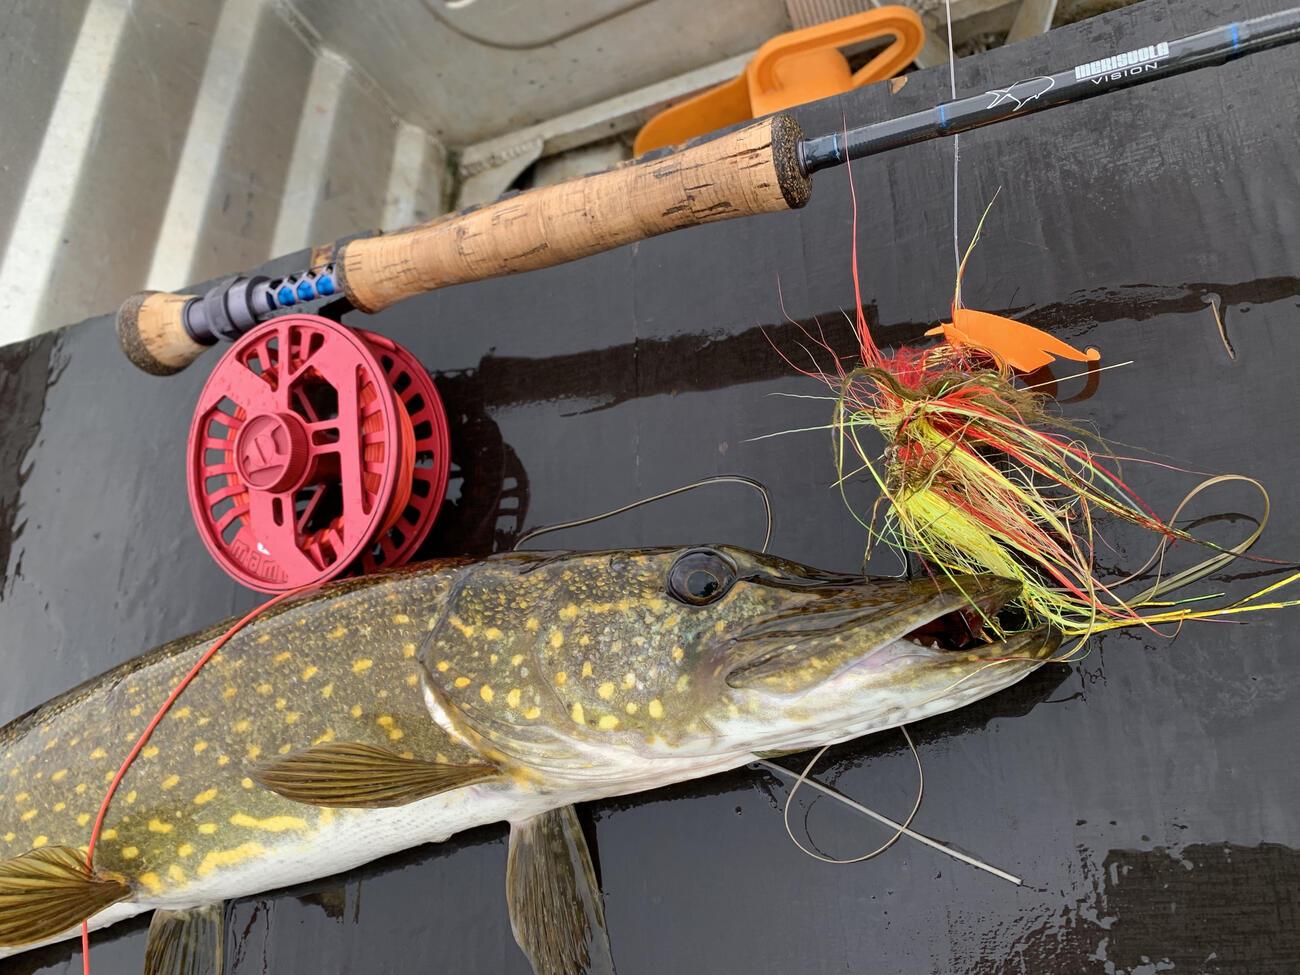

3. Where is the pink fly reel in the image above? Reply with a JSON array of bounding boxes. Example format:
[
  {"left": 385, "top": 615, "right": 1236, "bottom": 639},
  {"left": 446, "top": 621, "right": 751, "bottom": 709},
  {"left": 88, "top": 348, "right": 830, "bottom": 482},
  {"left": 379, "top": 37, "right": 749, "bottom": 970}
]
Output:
[{"left": 187, "top": 314, "right": 451, "bottom": 592}]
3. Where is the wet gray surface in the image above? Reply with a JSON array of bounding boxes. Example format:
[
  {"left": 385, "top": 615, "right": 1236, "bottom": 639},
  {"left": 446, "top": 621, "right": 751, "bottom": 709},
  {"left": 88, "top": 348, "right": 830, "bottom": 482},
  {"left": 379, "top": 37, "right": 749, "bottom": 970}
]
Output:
[{"left": 1, "top": 0, "right": 1298, "bottom": 971}]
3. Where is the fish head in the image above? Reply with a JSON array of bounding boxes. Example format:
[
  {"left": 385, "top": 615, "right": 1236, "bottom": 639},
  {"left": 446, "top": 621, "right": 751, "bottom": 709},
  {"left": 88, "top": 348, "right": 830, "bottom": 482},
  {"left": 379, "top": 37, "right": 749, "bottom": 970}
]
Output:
[{"left": 421, "top": 547, "right": 1059, "bottom": 784}]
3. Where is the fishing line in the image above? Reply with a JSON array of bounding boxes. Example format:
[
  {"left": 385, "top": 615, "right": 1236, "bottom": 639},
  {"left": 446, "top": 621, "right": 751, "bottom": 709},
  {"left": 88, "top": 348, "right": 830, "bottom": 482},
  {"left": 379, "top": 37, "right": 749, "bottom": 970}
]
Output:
[
  {"left": 513, "top": 475, "right": 774, "bottom": 553},
  {"left": 945, "top": 0, "right": 962, "bottom": 282},
  {"left": 778, "top": 732, "right": 922, "bottom": 866},
  {"left": 756, "top": 756, "right": 1021, "bottom": 884},
  {"left": 80, "top": 585, "right": 316, "bottom": 975}
]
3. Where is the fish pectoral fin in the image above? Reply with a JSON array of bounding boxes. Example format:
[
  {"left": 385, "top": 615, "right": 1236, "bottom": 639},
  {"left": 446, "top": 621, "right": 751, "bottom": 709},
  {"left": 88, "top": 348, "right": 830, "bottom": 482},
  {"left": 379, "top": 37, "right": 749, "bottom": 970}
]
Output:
[
  {"left": 144, "top": 903, "right": 224, "bottom": 975},
  {"left": 250, "top": 741, "right": 501, "bottom": 808},
  {"left": 507, "top": 805, "right": 616, "bottom": 975},
  {"left": 0, "top": 845, "right": 131, "bottom": 948}
]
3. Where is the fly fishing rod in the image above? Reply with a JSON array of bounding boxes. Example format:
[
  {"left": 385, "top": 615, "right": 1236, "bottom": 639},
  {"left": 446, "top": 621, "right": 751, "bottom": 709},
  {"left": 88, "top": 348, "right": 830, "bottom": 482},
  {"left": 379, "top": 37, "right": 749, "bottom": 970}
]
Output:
[{"left": 119, "top": 6, "right": 1300, "bottom": 375}]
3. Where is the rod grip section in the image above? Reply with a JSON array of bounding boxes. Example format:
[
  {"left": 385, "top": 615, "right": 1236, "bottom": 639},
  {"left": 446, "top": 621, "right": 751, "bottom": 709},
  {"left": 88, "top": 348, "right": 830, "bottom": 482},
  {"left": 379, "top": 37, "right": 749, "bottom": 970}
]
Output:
[
  {"left": 337, "top": 114, "right": 811, "bottom": 313},
  {"left": 117, "top": 291, "right": 205, "bottom": 375}
]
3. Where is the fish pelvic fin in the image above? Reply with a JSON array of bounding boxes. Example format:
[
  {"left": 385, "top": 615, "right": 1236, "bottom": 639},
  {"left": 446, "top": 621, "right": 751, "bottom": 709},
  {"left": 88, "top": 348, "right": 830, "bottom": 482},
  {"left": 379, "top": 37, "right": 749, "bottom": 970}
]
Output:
[
  {"left": 250, "top": 741, "right": 502, "bottom": 808},
  {"left": 0, "top": 845, "right": 131, "bottom": 947},
  {"left": 145, "top": 903, "right": 224, "bottom": 975},
  {"left": 507, "top": 805, "right": 616, "bottom": 975}
]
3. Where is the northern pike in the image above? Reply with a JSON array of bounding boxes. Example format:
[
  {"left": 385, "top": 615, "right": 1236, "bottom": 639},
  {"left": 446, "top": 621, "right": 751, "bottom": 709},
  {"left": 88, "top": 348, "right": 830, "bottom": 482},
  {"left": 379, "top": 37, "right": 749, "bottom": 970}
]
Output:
[{"left": 0, "top": 547, "right": 1058, "bottom": 973}]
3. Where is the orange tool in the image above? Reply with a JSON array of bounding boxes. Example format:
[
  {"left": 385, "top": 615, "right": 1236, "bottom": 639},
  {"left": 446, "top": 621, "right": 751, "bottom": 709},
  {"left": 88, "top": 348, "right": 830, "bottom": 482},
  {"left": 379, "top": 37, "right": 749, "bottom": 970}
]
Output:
[
  {"left": 927, "top": 308, "right": 1101, "bottom": 373},
  {"left": 634, "top": 7, "right": 925, "bottom": 156}
]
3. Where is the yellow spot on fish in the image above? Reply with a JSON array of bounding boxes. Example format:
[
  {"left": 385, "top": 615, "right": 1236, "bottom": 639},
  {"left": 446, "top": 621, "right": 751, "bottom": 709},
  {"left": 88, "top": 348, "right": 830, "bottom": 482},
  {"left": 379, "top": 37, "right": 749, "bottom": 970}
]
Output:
[
  {"left": 127, "top": 790, "right": 139, "bottom": 804},
  {"left": 510, "top": 654, "right": 525, "bottom": 667},
  {"left": 507, "top": 689, "right": 522, "bottom": 708},
  {"left": 570, "top": 702, "right": 586, "bottom": 725},
  {"left": 241, "top": 778, "right": 254, "bottom": 790},
  {"left": 454, "top": 676, "right": 471, "bottom": 688},
  {"left": 301, "top": 665, "right": 319, "bottom": 680},
  {"left": 15, "top": 792, "right": 29, "bottom": 802},
  {"left": 525, "top": 618, "right": 540, "bottom": 632},
  {"left": 393, "top": 613, "right": 411, "bottom": 624},
  {"left": 233, "top": 719, "right": 251, "bottom": 733},
  {"left": 20, "top": 810, "right": 36, "bottom": 822},
  {"left": 198, "top": 823, "right": 217, "bottom": 835},
  {"left": 582, "top": 662, "right": 594, "bottom": 678},
  {"left": 377, "top": 715, "right": 394, "bottom": 727},
  {"left": 148, "top": 819, "right": 173, "bottom": 834},
  {"left": 174, "top": 707, "right": 192, "bottom": 719},
  {"left": 350, "top": 705, "right": 363, "bottom": 718},
  {"left": 524, "top": 707, "right": 541, "bottom": 720},
  {"left": 273, "top": 651, "right": 292, "bottom": 664},
  {"left": 329, "top": 625, "right": 348, "bottom": 639},
  {"left": 597, "top": 682, "right": 615, "bottom": 700},
  {"left": 353, "top": 659, "right": 373, "bottom": 674},
  {"left": 672, "top": 646, "right": 684, "bottom": 661},
  {"left": 597, "top": 715, "right": 620, "bottom": 730},
  {"left": 31, "top": 835, "right": 47, "bottom": 848},
  {"left": 138, "top": 871, "right": 162, "bottom": 892},
  {"left": 403, "top": 643, "right": 417, "bottom": 659},
  {"left": 162, "top": 775, "right": 180, "bottom": 790},
  {"left": 559, "top": 604, "right": 579, "bottom": 621},
  {"left": 178, "top": 843, "right": 194, "bottom": 858},
  {"left": 549, "top": 631, "right": 565, "bottom": 650},
  {"left": 122, "top": 846, "right": 139, "bottom": 859},
  {"left": 278, "top": 744, "right": 292, "bottom": 754},
  {"left": 168, "top": 864, "right": 187, "bottom": 884},
  {"left": 322, "top": 683, "right": 334, "bottom": 699},
  {"left": 194, "top": 788, "right": 219, "bottom": 805},
  {"left": 436, "top": 660, "right": 450, "bottom": 672},
  {"left": 676, "top": 674, "right": 690, "bottom": 692},
  {"left": 313, "top": 728, "right": 335, "bottom": 745},
  {"left": 142, "top": 745, "right": 159, "bottom": 758},
  {"left": 197, "top": 842, "right": 265, "bottom": 878},
  {"left": 284, "top": 711, "right": 300, "bottom": 725},
  {"left": 223, "top": 686, "right": 237, "bottom": 700},
  {"left": 76, "top": 813, "right": 90, "bottom": 827},
  {"left": 388, "top": 729, "right": 404, "bottom": 741},
  {"left": 51, "top": 769, "right": 68, "bottom": 783},
  {"left": 194, "top": 741, "right": 208, "bottom": 754},
  {"left": 485, "top": 628, "right": 504, "bottom": 640},
  {"left": 129, "top": 704, "right": 142, "bottom": 717},
  {"left": 625, "top": 702, "right": 639, "bottom": 715},
  {"left": 257, "top": 634, "right": 271, "bottom": 644},
  {"left": 75, "top": 783, "right": 87, "bottom": 795},
  {"left": 275, "top": 698, "right": 287, "bottom": 710},
  {"left": 53, "top": 802, "right": 65, "bottom": 812},
  {"left": 405, "top": 674, "right": 419, "bottom": 687},
  {"left": 218, "top": 755, "right": 230, "bottom": 766},
  {"left": 101, "top": 829, "right": 117, "bottom": 841},
  {"left": 246, "top": 746, "right": 261, "bottom": 761},
  {"left": 579, "top": 635, "right": 592, "bottom": 647},
  {"left": 648, "top": 699, "right": 664, "bottom": 719},
  {"left": 449, "top": 616, "right": 476, "bottom": 638},
  {"left": 554, "top": 671, "right": 567, "bottom": 686},
  {"left": 230, "top": 812, "right": 307, "bottom": 832},
  {"left": 480, "top": 685, "right": 495, "bottom": 703},
  {"left": 622, "top": 673, "right": 637, "bottom": 689}
]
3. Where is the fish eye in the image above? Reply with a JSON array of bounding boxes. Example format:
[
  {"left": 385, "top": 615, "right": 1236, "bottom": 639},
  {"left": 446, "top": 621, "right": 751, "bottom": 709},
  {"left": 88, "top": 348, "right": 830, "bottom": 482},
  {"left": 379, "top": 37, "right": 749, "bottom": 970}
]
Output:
[{"left": 667, "top": 549, "right": 737, "bottom": 606}]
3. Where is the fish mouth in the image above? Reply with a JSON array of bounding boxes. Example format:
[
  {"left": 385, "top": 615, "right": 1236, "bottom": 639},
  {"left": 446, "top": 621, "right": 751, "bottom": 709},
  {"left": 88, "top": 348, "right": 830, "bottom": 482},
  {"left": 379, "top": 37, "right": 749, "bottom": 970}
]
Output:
[{"left": 725, "top": 573, "right": 1060, "bottom": 690}]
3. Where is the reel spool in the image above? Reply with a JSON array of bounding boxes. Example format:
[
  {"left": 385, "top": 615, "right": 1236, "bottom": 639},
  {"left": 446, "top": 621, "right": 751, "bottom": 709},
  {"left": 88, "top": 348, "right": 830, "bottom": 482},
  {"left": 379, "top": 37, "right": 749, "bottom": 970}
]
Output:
[{"left": 187, "top": 314, "right": 451, "bottom": 592}]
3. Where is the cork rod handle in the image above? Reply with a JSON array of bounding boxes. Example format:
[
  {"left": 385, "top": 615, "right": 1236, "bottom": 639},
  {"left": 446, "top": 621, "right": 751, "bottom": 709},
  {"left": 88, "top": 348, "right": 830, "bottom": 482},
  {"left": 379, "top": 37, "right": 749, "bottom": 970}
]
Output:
[
  {"left": 117, "top": 115, "right": 811, "bottom": 374},
  {"left": 336, "top": 115, "right": 811, "bottom": 312}
]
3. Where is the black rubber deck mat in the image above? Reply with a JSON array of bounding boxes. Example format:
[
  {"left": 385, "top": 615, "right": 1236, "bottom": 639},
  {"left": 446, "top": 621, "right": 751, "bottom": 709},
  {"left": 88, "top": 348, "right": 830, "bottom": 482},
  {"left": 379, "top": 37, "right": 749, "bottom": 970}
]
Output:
[{"left": 1, "top": 0, "right": 1297, "bottom": 971}]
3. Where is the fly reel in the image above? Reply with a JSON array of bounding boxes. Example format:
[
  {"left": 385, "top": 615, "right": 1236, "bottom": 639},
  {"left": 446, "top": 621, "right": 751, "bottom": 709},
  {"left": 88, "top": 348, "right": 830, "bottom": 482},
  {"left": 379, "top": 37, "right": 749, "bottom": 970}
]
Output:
[{"left": 187, "top": 314, "right": 451, "bottom": 592}]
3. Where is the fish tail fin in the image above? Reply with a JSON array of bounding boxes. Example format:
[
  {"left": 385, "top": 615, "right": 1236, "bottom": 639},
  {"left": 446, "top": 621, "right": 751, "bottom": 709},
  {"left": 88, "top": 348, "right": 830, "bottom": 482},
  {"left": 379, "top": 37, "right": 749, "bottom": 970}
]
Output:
[{"left": 0, "top": 846, "right": 131, "bottom": 947}]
